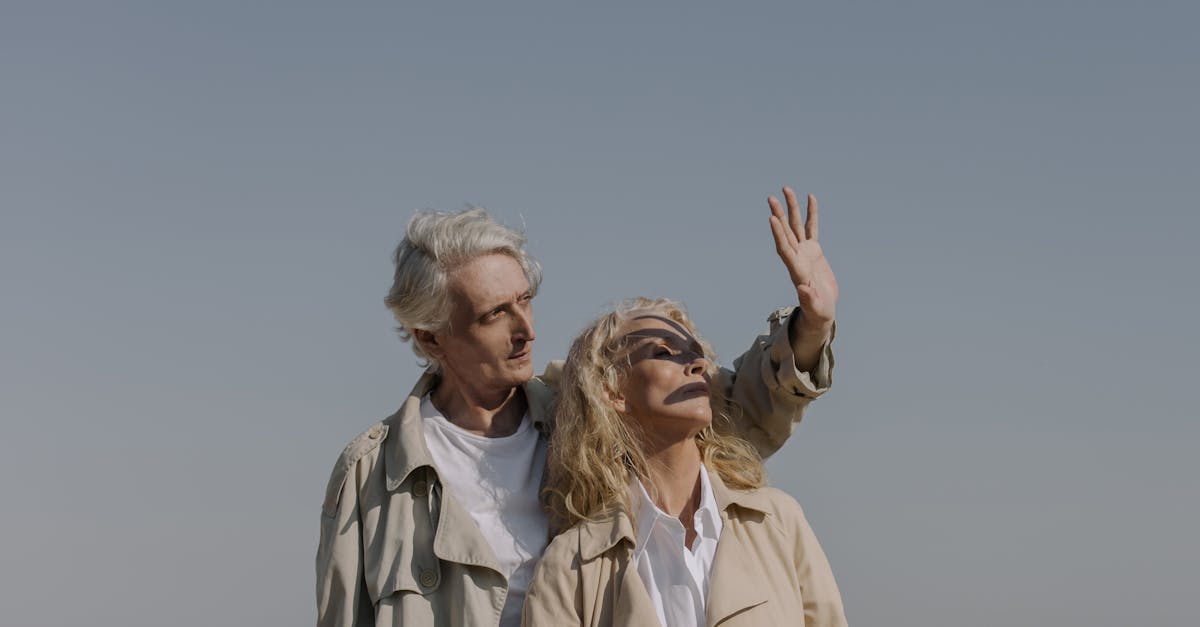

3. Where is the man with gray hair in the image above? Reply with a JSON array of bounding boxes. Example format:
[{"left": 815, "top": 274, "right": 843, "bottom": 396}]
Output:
[{"left": 317, "top": 188, "right": 838, "bottom": 627}]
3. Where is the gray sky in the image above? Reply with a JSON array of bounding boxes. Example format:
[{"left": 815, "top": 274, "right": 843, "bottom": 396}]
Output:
[{"left": 2, "top": 1, "right": 1196, "bottom": 625}]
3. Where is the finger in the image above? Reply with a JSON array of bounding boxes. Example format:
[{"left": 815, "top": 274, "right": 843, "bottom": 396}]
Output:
[
  {"left": 771, "top": 216, "right": 811, "bottom": 286},
  {"left": 769, "top": 215, "right": 797, "bottom": 259},
  {"left": 768, "top": 196, "right": 799, "bottom": 249},
  {"left": 805, "top": 193, "right": 819, "bottom": 241},
  {"left": 783, "top": 187, "right": 805, "bottom": 241},
  {"left": 768, "top": 194, "right": 785, "bottom": 221}
]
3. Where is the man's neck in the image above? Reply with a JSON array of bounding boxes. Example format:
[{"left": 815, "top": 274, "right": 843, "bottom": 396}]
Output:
[{"left": 430, "top": 377, "right": 527, "bottom": 437}]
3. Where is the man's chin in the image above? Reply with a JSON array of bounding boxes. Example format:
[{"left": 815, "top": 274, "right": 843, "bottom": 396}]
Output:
[
  {"left": 485, "top": 362, "right": 534, "bottom": 390},
  {"left": 509, "top": 352, "right": 535, "bottom": 376},
  {"left": 512, "top": 362, "right": 535, "bottom": 384}
]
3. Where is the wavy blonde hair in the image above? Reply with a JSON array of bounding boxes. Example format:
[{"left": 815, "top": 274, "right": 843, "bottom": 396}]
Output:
[{"left": 545, "top": 297, "right": 766, "bottom": 530}]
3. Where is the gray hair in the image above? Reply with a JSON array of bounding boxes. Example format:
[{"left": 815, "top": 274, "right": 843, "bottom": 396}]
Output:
[{"left": 384, "top": 206, "right": 542, "bottom": 368}]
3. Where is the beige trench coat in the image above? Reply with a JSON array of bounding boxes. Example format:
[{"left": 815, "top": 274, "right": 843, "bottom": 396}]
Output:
[
  {"left": 316, "top": 308, "right": 833, "bottom": 627},
  {"left": 521, "top": 471, "right": 848, "bottom": 627}
]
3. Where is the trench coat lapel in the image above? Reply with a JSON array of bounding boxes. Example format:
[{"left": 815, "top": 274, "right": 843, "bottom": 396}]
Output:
[
  {"left": 705, "top": 532, "right": 768, "bottom": 626},
  {"left": 431, "top": 480, "right": 504, "bottom": 575},
  {"left": 705, "top": 472, "right": 770, "bottom": 626},
  {"left": 383, "top": 371, "right": 439, "bottom": 491},
  {"left": 611, "top": 557, "right": 662, "bottom": 627},
  {"left": 577, "top": 510, "right": 660, "bottom": 627},
  {"left": 382, "top": 369, "right": 506, "bottom": 575}
]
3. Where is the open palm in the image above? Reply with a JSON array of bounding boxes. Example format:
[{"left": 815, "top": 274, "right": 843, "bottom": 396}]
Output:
[{"left": 768, "top": 187, "right": 838, "bottom": 332}]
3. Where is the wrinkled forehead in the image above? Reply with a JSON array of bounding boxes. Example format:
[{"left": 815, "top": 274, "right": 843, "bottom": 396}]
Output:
[{"left": 447, "top": 253, "right": 531, "bottom": 306}]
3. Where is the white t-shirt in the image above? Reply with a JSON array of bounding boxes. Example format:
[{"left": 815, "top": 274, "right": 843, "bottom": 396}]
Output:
[
  {"left": 420, "top": 394, "right": 549, "bottom": 627},
  {"left": 631, "top": 467, "right": 724, "bottom": 627}
]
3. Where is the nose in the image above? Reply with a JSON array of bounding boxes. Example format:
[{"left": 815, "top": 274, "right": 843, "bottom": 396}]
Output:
[
  {"left": 686, "top": 352, "right": 707, "bottom": 375},
  {"left": 513, "top": 307, "right": 536, "bottom": 342}
]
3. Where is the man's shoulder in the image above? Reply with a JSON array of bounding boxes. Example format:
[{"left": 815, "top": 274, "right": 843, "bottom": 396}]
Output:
[
  {"left": 525, "top": 360, "right": 565, "bottom": 421},
  {"left": 321, "top": 421, "right": 390, "bottom": 516},
  {"left": 532, "top": 360, "right": 565, "bottom": 389},
  {"left": 338, "top": 421, "right": 390, "bottom": 465}
]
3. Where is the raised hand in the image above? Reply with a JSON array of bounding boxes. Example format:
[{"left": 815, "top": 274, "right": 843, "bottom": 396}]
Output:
[{"left": 768, "top": 187, "right": 838, "bottom": 340}]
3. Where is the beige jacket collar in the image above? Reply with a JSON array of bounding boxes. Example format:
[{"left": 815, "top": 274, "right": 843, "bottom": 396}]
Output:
[
  {"left": 377, "top": 369, "right": 557, "bottom": 574},
  {"left": 382, "top": 369, "right": 557, "bottom": 492},
  {"left": 577, "top": 468, "right": 777, "bottom": 559},
  {"left": 574, "top": 469, "right": 778, "bottom": 626}
]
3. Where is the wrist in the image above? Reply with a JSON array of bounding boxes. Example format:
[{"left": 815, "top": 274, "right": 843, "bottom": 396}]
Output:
[{"left": 789, "top": 312, "right": 833, "bottom": 344}]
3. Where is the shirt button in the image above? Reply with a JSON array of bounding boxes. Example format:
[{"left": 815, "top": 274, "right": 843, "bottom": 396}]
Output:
[
  {"left": 419, "top": 569, "right": 438, "bottom": 589},
  {"left": 412, "top": 480, "right": 428, "bottom": 497}
]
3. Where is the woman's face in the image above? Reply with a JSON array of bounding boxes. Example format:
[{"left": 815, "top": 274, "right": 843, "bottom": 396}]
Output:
[{"left": 612, "top": 313, "right": 713, "bottom": 439}]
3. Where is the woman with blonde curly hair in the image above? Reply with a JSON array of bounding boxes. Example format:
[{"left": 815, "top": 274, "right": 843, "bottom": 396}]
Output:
[{"left": 522, "top": 297, "right": 848, "bottom": 627}]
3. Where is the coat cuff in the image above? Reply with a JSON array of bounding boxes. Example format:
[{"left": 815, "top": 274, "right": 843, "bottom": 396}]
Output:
[{"left": 766, "top": 307, "right": 835, "bottom": 398}]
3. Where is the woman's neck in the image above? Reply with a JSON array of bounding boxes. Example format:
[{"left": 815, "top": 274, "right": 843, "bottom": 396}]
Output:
[{"left": 642, "top": 437, "right": 704, "bottom": 520}]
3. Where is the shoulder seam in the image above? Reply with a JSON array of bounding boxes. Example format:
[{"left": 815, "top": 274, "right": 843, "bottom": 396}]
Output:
[{"left": 320, "top": 422, "right": 387, "bottom": 517}]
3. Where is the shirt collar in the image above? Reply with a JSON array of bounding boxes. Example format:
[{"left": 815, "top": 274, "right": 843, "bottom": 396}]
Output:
[
  {"left": 576, "top": 467, "right": 778, "bottom": 561},
  {"left": 630, "top": 477, "right": 663, "bottom": 554},
  {"left": 630, "top": 466, "right": 722, "bottom": 554},
  {"left": 694, "top": 469, "right": 721, "bottom": 538}
]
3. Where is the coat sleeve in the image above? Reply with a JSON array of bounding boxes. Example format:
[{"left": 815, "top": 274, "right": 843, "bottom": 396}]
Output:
[
  {"left": 716, "top": 307, "right": 834, "bottom": 459},
  {"left": 787, "top": 500, "right": 848, "bottom": 627},
  {"left": 521, "top": 532, "right": 584, "bottom": 626},
  {"left": 316, "top": 427, "right": 384, "bottom": 627}
]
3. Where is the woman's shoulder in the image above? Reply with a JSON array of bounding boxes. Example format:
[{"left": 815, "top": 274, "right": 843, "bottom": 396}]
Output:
[
  {"left": 542, "top": 507, "right": 635, "bottom": 568},
  {"left": 538, "top": 523, "right": 584, "bottom": 573},
  {"left": 724, "top": 484, "right": 812, "bottom": 536},
  {"left": 727, "top": 483, "right": 806, "bottom": 514}
]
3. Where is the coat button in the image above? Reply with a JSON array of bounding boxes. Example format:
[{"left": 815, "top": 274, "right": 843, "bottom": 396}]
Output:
[
  {"left": 367, "top": 429, "right": 381, "bottom": 440},
  {"left": 412, "top": 480, "right": 428, "bottom": 497},
  {"left": 419, "top": 569, "right": 438, "bottom": 589}
]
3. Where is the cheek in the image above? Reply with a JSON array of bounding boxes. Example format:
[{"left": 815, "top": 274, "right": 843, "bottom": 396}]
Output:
[
  {"left": 623, "top": 371, "right": 668, "bottom": 410},
  {"left": 472, "top": 327, "right": 510, "bottom": 355},
  {"left": 447, "top": 331, "right": 504, "bottom": 365}
]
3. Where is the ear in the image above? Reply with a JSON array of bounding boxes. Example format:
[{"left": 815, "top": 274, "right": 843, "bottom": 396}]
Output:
[
  {"left": 413, "top": 328, "right": 444, "bottom": 360},
  {"left": 606, "top": 385, "right": 627, "bottom": 415}
]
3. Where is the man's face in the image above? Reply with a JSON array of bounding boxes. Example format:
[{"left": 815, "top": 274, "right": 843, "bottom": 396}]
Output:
[{"left": 435, "top": 253, "right": 536, "bottom": 395}]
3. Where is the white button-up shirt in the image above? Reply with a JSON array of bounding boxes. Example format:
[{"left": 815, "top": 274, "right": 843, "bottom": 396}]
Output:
[{"left": 630, "top": 466, "right": 724, "bottom": 627}]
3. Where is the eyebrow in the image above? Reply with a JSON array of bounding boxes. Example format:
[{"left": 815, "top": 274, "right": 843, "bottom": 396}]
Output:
[{"left": 474, "top": 290, "right": 532, "bottom": 318}]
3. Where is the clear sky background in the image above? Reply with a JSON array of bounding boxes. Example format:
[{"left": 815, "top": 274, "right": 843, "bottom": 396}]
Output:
[{"left": 2, "top": 1, "right": 1196, "bottom": 625}]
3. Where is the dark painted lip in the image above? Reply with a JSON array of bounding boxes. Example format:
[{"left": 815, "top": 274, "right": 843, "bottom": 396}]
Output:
[{"left": 679, "top": 382, "right": 710, "bottom": 397}]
